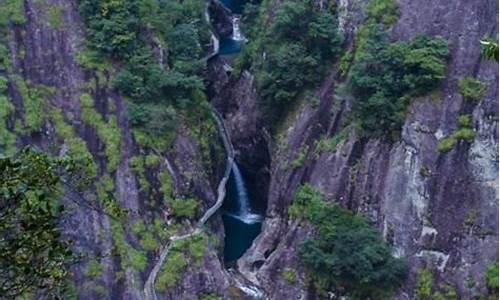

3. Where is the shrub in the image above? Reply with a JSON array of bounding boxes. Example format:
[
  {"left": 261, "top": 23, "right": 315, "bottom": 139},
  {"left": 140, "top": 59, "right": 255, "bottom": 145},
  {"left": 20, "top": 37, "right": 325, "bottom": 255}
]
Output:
[
  {"left": 0, "top": 89, "right": 16, "bottom": 156},
  {"left": 155, "top": 251, "right": 188, "bottom": 291},
  {"left": 129, "top": 155, "right": 150, "bottom": 192},
  {"left": 85, "top": 259, "right": 103, "bottom": 279},
  {"left": 486, "top": 262, "right": 499, "bottom": 291},
  {"left": 168, "top": 198, "right": 198, "bottom": 219},
  {"left": 291, "top": 146, "right": 308, "bottom": 168},
  {"left": 185, "top": 234, "right": 207, "bottom": 265},
  {"left": 293, "top": 184, "right": 408, "bottom": 298},
  {"left": 416, "top": 268, "right": 434, "bottom": 299},
  {"left": 458, "top": 114, "right": 472, "bottom": 127},
  {"left": 459, "top": 77, "right": 487, "bottom": 102},
  {"left": 79, "top": 94, "right": 121, "bottom": 172},
  {"left": 437, "top": 136, "right": 457, "bottom": 153},
  {"left": 47, "top": 5, "right": 64, "bottom": 29},
  {"left": 453, "top": 128, "right": 475, "bottom": 142},
  {"left": 366, "top": 0, "right": 400, "bottom": 26},
  {"left": 438, "top": 114, "right": 475, "bottom": 153},
  {"left": 282, "top": 268, "right": 297, "bottom": 284}
]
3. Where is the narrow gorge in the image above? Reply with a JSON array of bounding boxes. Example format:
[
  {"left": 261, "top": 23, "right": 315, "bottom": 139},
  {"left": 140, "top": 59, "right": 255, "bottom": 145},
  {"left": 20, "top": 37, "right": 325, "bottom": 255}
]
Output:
[{"left": 0, "top": 0, "right": 497, "bottom": 299}]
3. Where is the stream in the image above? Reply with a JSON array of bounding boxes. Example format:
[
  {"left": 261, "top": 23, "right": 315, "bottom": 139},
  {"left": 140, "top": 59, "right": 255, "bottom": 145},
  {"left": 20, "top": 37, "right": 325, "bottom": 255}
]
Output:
[
  {"left": 209, "top": 0, "right": 264, "bottom": 264},
  {"left": 207, "top": 0, "right": 266, "bottom": 298},
  {"left": 218, "top": 6, "right": 246, "bottom": 55}
]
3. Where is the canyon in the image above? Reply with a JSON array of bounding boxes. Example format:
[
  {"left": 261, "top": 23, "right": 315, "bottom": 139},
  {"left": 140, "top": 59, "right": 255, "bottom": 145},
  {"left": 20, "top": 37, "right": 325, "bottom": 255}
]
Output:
[{"left": 0, "top": 0, "right": 497, "bottom": 299}]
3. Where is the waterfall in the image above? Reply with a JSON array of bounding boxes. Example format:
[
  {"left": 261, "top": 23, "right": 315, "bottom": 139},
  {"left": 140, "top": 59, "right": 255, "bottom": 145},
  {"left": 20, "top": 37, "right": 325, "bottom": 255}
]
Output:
[
  {"left": 228, "top": 163, "right": 263, "bottom": 224},
  {"left": 232, "top": 16, "right": 244, "bottom": 41},
  {"left": 232, "top": 163, "right": 250, "bottom": 213}
]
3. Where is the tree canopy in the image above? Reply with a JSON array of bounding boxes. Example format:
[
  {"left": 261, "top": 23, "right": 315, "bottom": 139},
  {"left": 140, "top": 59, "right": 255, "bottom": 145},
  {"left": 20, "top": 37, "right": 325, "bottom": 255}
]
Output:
[{"left": 0, "top": 149, "right": 76, "bottom": 298}]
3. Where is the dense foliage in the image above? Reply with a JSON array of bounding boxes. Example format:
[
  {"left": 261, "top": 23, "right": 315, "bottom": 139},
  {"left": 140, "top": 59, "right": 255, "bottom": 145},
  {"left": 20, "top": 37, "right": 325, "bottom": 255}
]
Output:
[
  {"left": 291, "top": 184, "right": 407, "bottom": 298},
  {"left": 0, "top": 150, "right": 76, "bottom": 298},
  {"left": 349, "top": 24, "right": 449, "bottom": 138},
  {"left": 239, "top": 0, "right": 344, "bottom": 125},
  {"left": 78, "top": 0, "right": 212, "bottom": 148},
  {"left": 459, "top": 76, "right": 487, "bottom": 102}
]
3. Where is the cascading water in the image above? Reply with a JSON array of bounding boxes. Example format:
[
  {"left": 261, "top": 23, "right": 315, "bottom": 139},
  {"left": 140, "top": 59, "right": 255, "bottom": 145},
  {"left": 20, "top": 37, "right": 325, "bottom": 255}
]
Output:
[
  {"left": 222, "top": 162, "right": 263, "bottom": 262},
  {"left": 206, "top": 0, "right": 267, "bottom": 298},
  {"left": 218, "top": 6, "right": 246, "bottom": 54},
  {"left": 231, "top": 16, "right": 244, "bottom": 41},
  {"left": 227, "top": 163, "right": 263, "bottom": 224}
]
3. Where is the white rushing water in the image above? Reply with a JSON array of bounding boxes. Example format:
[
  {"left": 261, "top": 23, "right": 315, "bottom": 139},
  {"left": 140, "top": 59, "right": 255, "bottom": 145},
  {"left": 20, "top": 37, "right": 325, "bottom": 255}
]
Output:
[
  {"left": 229, "top": 163, "right": 263, "bottom": 224},
  {"left": 232, "top": 16, "right": 245, "bottom": 41}
]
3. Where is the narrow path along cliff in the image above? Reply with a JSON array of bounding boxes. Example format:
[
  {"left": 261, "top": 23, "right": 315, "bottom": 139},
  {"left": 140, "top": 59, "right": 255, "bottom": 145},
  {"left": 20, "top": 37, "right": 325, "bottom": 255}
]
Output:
[{"left": 143, "top": 110, "right": 235, "bottom": 300}]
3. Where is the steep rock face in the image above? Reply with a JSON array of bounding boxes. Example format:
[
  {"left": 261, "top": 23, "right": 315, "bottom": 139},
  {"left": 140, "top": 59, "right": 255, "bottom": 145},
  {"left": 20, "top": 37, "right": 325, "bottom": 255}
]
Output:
[
  {"left": 209, "top": 57, "right": 271, "bottom": 213},
  {"left": 3, "top": 0, "right": 233, "bottom": 299},
  {"left": 209, "top": 0, "right": 234, "bottom": 40},
  {"left": 218, "top": 0, "right": 499, "bottom": 298}
]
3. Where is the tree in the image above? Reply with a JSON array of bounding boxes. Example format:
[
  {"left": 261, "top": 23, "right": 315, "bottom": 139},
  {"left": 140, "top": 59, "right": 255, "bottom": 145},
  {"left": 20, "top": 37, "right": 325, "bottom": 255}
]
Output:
[
  {"left": 0, "top": 149, "right": 76, "bottom": 298},
  {"left": 291, "top": 184, "right": 408, "bottom": 299},
  {"left": 349, "top": 24, "right": 448, "bottom": 137}
]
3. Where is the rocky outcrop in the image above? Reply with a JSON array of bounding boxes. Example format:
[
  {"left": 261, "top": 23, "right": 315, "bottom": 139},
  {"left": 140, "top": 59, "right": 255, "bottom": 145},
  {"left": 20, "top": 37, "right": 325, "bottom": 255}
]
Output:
[
  {"left": 215, "top": 0, "right": 498, "bottom": 299},
  {"left": 3, "top": 0, "right": 236, "bottom": 299},
  {"left": 209, "top": 57, "right": 271, "bottom": 214},
  {"left": 209, "top": 0, "right": 234, "bottom": 40}
]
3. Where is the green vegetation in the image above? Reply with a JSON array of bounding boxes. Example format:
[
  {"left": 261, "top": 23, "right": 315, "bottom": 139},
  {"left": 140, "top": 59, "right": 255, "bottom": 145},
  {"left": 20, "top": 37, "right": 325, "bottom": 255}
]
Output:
[
  {"left": 437, "top": 137, "right": 457, "bottom": 153},
  {"left": 155, "top": 233, "right": 208, "bottom": 292},
  {"left": 0, "top": 75, "right": 16, "bottom": 155},
  {"left": 365, "top": 0, "right": 400, "bottom": 26},
  {"left": 85, "top": 259, "right": 104, "bottom": 279},
  {"left": 132, "top": 220, "right": 159, "bottom": 251},
  {"left": 282, "top": 268, "right": 297, "bottom": 284},
  {"left": 159, "top": 170, "right": 198, "bottom": 218},
  {"left": 12, "top": 76, "right": 52, "bottom": 133},
  {"left": 145, "top": 153, "right": 161, "bottom": 167},
  {"left": 416, "top": 268, "right": 433, "bottom": 299},
  {"left": 78, "top": 0, "right": 213, "bottom": 151},
  {"left": 459, "top": 76, "right": 487, "bottom": 102},
  {"left": 185, "top": 234, "right": 207, "bottom": 265},
  {"left": 349, "top": 24, "right": 449, "bottom": 138},
  {"left": 129, "top": 155, "right": 150, "bottom": 192},
  {"left": 49, "top": 108, "right": 97, "bottom": 186},
  {"left": 0, "top": 150, "right": 76, "bottom": 298},
  {"left": 199, "top": 294, "right": 221, "bottom": 300},
  {"left": 0, "top": 0, "right": 26, "bottom": 26},
  {"left": 415, "top": 268, "right": 458, "bottom": 300},
  {"left": 291, "top": 184, "right": 407, "bottom": 298},
  {"left": 47, "top": 5, "right": 64, "bottom": 29},
  {"left": 240, "top": 0, "right": 344, "bottom": 125},
  {"left": 80, "top": 94, "right": 121, "bottom": 172},
  {"left": 291, "top": 146, "right": 308, "bottom": 168},
  {"left": 95, "top": 174, "right": 126, "bottom": 219},
  {"left": 480, "top": 38, "right": 499, "bottom": 62},
  {"left": 168, "top": 197, "right": 198, "bottom": 219},
  {"left": 486, "top": 262, "right": 499, "bottom": 298},
  {"left": 111, "top": 220, "right": 147, "bottom": 273},
  {"left": 438, "top": 114, "right": 475, "bottom": 153},
  {"left": 314, "top": 131, "right": 347, "bottom": 154},
  {"left": 155, "top": 251, "right": 188, "bottom": 291}
]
